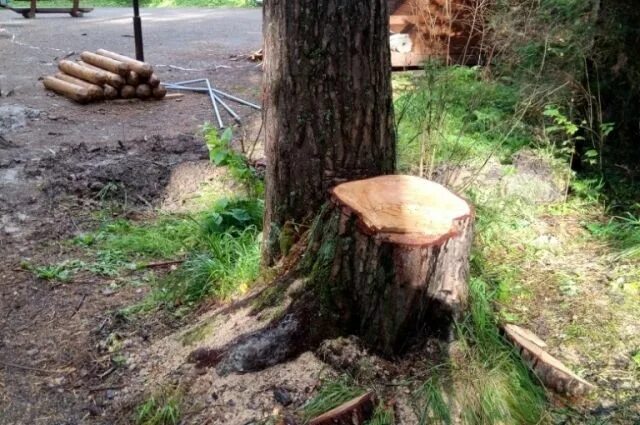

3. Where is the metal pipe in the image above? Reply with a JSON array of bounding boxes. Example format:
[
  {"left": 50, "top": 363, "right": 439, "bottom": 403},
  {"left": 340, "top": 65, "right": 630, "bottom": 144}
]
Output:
[
  {"left": 169, "top": 78, "right": 208, "bottom": 86},
  {"left": 213, "top": 93, "right": 241, "bottom": 123},
  {"left": 205, "top": 79, "right": 224, "bottom": 129},
  {"left": 211, "top": 88, "right": 261, "bottom": 110},
  {"left": 165, "top": 83, "right": 262, "bottom": 111}
]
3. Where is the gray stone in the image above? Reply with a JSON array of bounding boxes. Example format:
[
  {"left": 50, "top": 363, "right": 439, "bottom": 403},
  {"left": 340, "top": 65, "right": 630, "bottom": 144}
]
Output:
[{"left": 0, "top": 105, "right": 40, "bottom": 135}]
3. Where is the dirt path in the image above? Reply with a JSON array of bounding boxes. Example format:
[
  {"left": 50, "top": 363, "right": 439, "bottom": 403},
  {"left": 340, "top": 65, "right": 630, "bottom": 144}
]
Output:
[{"left": 0, "top": 8, "right": 262, "bottom": 424}]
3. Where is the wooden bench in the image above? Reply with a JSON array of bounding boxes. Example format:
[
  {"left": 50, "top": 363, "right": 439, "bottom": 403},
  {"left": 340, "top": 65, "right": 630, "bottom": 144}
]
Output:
[{"left": 0, "top": 0, "right": 93, "bottom": 18}]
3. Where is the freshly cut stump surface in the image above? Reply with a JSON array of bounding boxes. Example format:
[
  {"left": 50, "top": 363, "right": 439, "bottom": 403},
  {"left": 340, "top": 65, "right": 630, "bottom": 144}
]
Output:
[
  {"left": 332, "top": 175, "right": 471, "bottom": 245},
  {"left": 306, "top": 175, "right": 474, "bottom": 354}
]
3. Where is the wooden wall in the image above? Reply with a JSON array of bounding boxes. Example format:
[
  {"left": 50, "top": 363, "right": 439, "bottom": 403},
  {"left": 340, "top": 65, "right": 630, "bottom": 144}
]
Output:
[{"left": 388, "top": 0, "right": 484, "bottom": 68}]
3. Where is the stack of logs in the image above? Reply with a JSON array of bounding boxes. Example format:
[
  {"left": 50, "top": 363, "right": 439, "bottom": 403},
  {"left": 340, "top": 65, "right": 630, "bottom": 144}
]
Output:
[{"left": 43, "top": 49, "right": 166, "bottom": 104}]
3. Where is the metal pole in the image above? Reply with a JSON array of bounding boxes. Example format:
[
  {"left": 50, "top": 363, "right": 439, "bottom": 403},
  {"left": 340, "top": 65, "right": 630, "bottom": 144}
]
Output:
[
  {"left": 205, "top": 79, "right": 224, "bottom": 128},
  {"left": 165, "top": 83, "right": 261, "bottom": 110},
  {"left": 171, "top": 78, "right": 208, "bottom": 86},
  {"left": 132, "top": 0, "right": 144, "bottom": 61},
  {"left": 213, "top": 93, "right": 241, "bottom": 123},
  {"left": 210, "top": 88, "right": 261, "bottom": 110}
]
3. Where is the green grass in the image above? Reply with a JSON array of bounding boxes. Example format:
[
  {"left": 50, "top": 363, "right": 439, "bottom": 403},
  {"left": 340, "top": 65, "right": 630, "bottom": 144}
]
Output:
[
  {"left": 32, "top": 261, "right": 80, "bottom": 282},
  {"left": 29, "top": 256, "right": 134, "bottom": 282},
  {"left": 32, "top": 195, "right": 262, "bottom": 313},
  {"left": 148, "top": 226, "right": 260, "bottom": 311},
  {"left": 136, "top": 389, "right": 182, "bottom": 425},
  {"left": 586, "top": 212, "right": 640, "bottom": 260},
  {"left": 366, "top": 404, "right": 395, "bottom": 425},
  {"left": 394, "top": 65, "right": 528, "bottom": 175},
  {"left": 414, "top": 376, "right": 452, "bottom": 425},
  {"left": 74, "top": 217, "right": 199, "bottom": 260},
  {"left": 301, "top": 376, "right": 365, "bottom": 421}
]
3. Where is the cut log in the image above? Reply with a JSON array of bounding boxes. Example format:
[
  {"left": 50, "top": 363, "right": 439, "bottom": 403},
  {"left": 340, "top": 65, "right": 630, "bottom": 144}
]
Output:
[
  {"left": 146, "top": 73, "right": 161, "bottom": 88},
  {"left": 58, "top": 60, "right": 107, "bottom": 86},
  {"left": 152, "top": 84, "right": 167, "bottom": 100},
  {"left": 78, "top": 60, "right": 125, "bottom": 89},
  {"left": 103, "top": 84, "right": 118, "bottom": 100},
  {"left": 309, "top": 391, "right": 377, "bottom": 425},
  {"left": 126, "top": 71, "right": 140, "bottom": 86},
  {"left": 503, "top": 324, "right": 595, "bottom": 396},
  {"left": 136, "top": 84, "right": 152, "bottom": 100},
  {"left": 42, "top": 76, "right": 91, "bottom": 104},
  {"left": 54, "top": 72, "right": 104, "bottom": 100},
  {"left": 120, "top": 84, "right": 136, "bottom": 99},
  {"left": 96, "top": 49, "right": 153, "bottom": 78},
  {"left": 80, "top": 51, "right": 128, "bottom": 76}
]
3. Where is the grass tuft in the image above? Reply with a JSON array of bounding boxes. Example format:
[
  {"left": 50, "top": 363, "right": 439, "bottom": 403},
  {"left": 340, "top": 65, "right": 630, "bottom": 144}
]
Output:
[
  {"left": 136, "top": 388, "right": 182, "bottom": 425},
  {"left": 302, "top": 375, "right": 365, "bottom": 421},
  {"left": 366, "top": 403, "right": 395, "bottom": 425},
  {"left": 151, "top": 227, "right": 261, "bottom": 310},
  {"left": 586, "top": 212, "right": 640, "bottom": 260}
]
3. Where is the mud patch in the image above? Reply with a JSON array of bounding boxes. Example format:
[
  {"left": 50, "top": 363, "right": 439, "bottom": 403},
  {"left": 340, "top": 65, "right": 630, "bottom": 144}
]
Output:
[{"left": 26, "top": 134, "right": 208, "bottom": 205}]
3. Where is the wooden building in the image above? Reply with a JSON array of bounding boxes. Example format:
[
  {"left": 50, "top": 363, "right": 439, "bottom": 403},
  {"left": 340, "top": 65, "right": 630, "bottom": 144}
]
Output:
[{"left": 389, "top": 0, "right": 484, "bottom": 68}]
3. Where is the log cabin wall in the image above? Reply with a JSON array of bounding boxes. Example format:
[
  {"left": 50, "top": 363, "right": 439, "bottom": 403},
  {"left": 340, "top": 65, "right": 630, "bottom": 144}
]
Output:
[{"left": 389, "top": 0, "right": 485, "bottom": 68}]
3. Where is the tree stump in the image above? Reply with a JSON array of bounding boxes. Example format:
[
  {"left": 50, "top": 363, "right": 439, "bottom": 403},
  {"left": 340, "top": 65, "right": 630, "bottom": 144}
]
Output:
[
  {"left": 300, "top": 175, "right": 474, "bottom": 354},
  {"left": 201, "top": 175, "right": 475, "bottom": 374}
]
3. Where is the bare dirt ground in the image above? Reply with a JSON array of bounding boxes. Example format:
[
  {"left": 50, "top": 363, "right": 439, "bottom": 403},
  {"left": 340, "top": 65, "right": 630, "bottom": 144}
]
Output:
[{"left": 0, "top": 8, "right": 267, "bottom": 424}]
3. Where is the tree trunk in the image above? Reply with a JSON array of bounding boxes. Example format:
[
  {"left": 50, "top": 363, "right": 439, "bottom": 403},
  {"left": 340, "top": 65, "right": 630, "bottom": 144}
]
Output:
[{"left": 262, "top": 0, "right": 396, "bottom": 265}]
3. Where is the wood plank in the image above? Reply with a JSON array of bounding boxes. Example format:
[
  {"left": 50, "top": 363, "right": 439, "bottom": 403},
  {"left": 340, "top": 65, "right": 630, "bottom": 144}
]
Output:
[
  {"left": 309, "top": 391, "right": 377, "bottom": 425},
  {"left": 503, "top": 324, "right": 595, "bottom": 396}
]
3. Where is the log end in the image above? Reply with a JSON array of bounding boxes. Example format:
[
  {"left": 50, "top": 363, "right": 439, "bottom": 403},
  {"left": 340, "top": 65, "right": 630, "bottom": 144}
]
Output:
[
  {"left": 103, "top": 85, "right": 118, "bottom": 100},
  {"left": 330, "top": 175, "right": 472, "bottom": 246},
  {"left": 152, "top": 84, "right": 167, "bottom": 100},
  {"left": 136, "top": 84, "right": 152, "bottom": 100}
]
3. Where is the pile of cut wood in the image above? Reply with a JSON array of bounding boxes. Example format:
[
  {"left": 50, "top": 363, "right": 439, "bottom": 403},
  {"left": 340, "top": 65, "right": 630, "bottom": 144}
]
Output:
[{"left": 43, "top": 49, "right": 166, "bottom": 104}]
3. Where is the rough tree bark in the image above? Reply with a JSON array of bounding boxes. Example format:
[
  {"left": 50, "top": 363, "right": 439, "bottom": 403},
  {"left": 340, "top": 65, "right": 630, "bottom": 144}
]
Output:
[{"left": 262, "top": 0, "right": 396, "bottom": 265}]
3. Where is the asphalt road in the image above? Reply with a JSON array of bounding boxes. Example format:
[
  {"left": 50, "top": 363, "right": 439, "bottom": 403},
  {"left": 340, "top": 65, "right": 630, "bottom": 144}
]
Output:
[{"left": 0, "top": 7, "right": 262, "bottom": 71}]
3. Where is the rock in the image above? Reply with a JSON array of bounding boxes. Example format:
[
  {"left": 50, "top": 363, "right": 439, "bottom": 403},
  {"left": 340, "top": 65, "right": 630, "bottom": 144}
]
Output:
[
  {"left": 0, "top": 105, "right": 40, "bottom": 135},
  {"left": 273, "top": 387, "right": 293, "bottom": 406}
]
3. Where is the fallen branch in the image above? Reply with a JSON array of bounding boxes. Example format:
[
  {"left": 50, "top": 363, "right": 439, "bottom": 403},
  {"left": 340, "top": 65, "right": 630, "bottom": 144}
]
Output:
[
  {"left": 70, "top": 293, "right": 87, "bottom": 318},
  {"left": 141, "top": 259, "right": 185, "bottom": 269}
]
